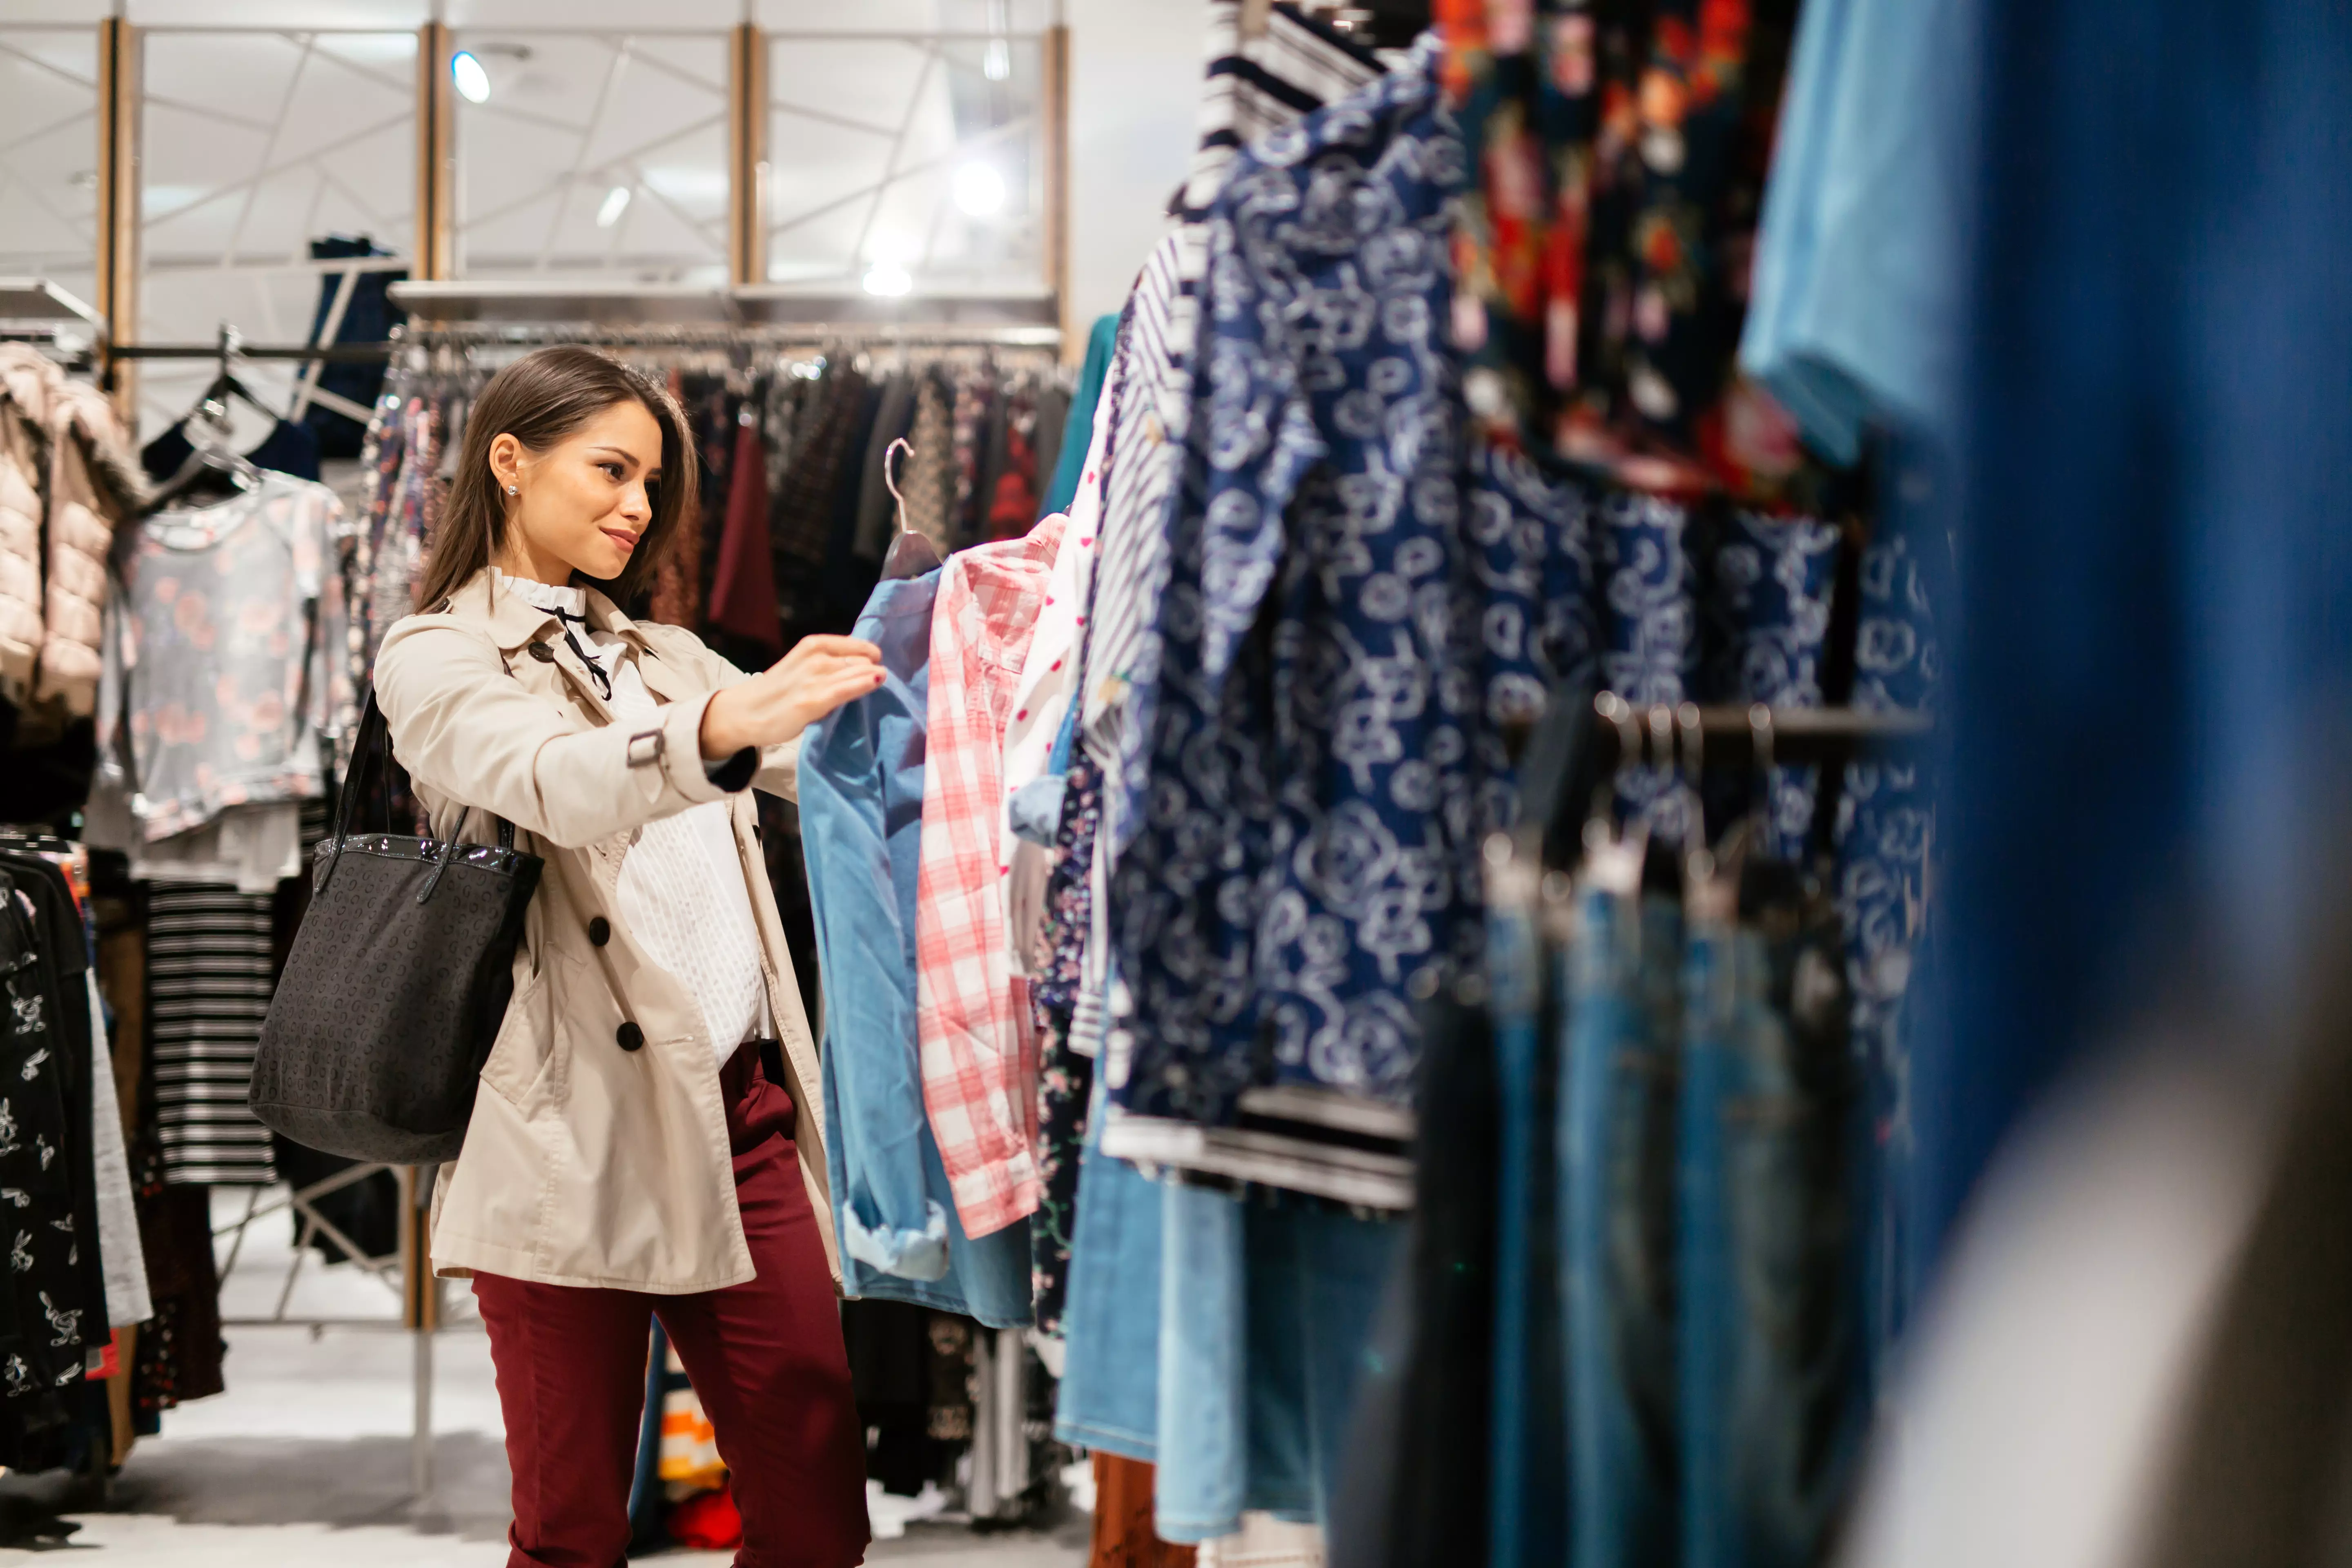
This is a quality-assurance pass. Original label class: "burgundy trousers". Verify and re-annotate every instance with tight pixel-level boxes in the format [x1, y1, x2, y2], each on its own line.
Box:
[473, 1046, 871, 1568]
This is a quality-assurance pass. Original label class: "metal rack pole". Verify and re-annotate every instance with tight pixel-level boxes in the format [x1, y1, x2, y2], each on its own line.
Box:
[402, 1163, 440, 1503]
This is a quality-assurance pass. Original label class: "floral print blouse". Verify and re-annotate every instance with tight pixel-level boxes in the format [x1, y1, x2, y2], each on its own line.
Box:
[98, 475, 347, 841]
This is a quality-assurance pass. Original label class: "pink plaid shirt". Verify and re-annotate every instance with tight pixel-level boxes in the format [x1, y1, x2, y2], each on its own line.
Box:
[916, 512, 1067, 1237]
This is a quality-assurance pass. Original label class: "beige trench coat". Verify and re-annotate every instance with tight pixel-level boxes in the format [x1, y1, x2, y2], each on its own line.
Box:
[373, 567, 838, 1294]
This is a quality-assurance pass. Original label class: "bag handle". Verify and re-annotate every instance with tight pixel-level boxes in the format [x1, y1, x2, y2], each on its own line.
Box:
[321, 691, 514, 899]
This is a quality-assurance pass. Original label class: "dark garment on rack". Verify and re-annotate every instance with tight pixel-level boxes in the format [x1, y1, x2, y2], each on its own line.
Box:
[89, 857, 223, 1431]
[988, 385, 1040, 539]
[947, 364, 997, 551]
[1028, 752, 1099, 1339]
[973, 382, 1012, 541]
[1677, 857, 1866, 1568]
[1486, 891, 1569, 1568]
[1031, 383, 1069, 521]
[0, 702, 94, 830]
[807, 382, 886, 643]
[853, 374, 919, 563]
[842, 1298, 957, 1497]
[771, 369, 871, 626]
[1561, 884, 1684, 1568]
[757, 792, 821, 1027]
[1330, 987, 1499, 1568]
[0, 860, 104, 1410]
[768, 370, 846, 574]
[690, 377, 746, 626]
[129, 1163, 223, 1429]
[145, 885, 276, 1187]
[140, 416, 320, 485]
[301, 236, 405, 460]
[902, 370, 956, 552]
[649, 370, 709, 632]
[710, 414, 782, 657]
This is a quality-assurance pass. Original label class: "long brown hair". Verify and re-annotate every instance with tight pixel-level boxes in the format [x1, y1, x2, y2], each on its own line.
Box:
[415, 345, 699, 611]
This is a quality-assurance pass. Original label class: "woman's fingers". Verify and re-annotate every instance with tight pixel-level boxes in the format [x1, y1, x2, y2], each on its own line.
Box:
[793, 668, 887, 723]
[775, 635, 880, 672]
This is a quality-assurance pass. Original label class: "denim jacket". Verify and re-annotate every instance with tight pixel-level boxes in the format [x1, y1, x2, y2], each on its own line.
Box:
[800, 570, 1032, 1326]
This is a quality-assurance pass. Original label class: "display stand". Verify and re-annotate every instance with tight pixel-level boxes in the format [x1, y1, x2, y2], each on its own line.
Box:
[209, 1161, 453, 1506]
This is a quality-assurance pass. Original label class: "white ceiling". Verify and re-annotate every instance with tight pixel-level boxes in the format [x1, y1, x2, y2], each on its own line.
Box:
[0, 0, 1194, 440]
[5, 2, 1060, 32]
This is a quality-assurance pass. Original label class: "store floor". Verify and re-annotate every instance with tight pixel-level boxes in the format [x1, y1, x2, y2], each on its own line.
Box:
[0, 1187, 1087, 1566]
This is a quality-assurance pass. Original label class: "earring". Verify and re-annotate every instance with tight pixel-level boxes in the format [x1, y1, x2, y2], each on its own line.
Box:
[506, 484, 518, 495]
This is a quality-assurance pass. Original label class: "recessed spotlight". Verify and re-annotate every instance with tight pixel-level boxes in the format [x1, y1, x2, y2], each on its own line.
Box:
[451, 51, 491, 104]
[953, 162, 1006, 218]
[595, 185, 632, 228]
[861, 263, 912, 297]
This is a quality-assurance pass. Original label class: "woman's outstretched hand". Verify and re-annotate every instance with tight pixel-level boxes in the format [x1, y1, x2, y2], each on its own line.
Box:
[698, 635, 885, 759]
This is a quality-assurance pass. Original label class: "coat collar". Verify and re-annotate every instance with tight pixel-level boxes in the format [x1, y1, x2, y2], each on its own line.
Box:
[444, 566, 695, 706]
[449, 566, 651, 655]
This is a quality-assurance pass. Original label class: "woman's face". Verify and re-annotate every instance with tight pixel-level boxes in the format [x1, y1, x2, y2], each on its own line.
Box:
[489, 397, 664, 584]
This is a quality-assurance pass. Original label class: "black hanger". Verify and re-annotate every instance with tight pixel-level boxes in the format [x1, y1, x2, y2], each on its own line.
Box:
[144, 394, 260, 513]
[145, 325, 272, 512]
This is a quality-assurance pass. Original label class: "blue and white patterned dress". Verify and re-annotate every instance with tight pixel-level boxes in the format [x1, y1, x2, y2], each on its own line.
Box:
[1109, 37, 1492, 1126]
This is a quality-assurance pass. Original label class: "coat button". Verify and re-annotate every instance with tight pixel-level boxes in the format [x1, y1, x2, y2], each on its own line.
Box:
[588, 916, 610, 946]
[616, 1022, 644, 1052]
[527, 641, 556, 663]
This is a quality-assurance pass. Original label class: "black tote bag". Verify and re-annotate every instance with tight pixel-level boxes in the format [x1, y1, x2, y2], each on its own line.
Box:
[250, 694, 542, 1163]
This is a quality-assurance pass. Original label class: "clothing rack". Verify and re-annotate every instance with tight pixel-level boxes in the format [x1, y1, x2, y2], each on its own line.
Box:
[0, 278, 108, 370]
[1578, 697, 1932, 771]
[400, 321, 1063, 351]
[111, 341, 400, 363]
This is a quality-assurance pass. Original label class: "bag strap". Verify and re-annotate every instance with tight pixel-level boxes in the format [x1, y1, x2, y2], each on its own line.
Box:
[322, 690, 517, 897]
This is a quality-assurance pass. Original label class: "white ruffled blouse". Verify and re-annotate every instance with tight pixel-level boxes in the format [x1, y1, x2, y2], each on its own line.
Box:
[497, 572, 771, 1062]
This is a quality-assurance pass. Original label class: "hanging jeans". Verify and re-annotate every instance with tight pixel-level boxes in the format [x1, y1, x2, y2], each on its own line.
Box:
[1486, 869, 1569, 1567]
[1677, 868, 1865, 1568]
[1054, 1077, 1167, 1461]
[1563, 883, 1685, 1568]
[1155, 1182, 1402, 1542]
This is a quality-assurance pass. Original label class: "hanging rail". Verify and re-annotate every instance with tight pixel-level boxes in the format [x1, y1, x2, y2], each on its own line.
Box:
[1584, 698, 1932, 771]
[112, 321, 1063, 367]
[402, 320, 1063, 350]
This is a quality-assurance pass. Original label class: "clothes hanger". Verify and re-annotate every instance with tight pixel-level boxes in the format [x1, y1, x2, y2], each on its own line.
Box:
[880, 437, 943, 581]
[0, 826, 77, 857]
[183, 324, 288, 429]
[144, 391, 261, 513]
[1577, 693, 1649, 895]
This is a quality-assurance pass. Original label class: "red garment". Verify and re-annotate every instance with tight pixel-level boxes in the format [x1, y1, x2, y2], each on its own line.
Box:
[708, 416, 782, 654]
[915, 513, 1067, 1238]
[987, 397, 1040, 541]
[473, 1047, 869, 1568]
[1090, 1454, 1196, 1568]
[670, 1484, 745, 1550]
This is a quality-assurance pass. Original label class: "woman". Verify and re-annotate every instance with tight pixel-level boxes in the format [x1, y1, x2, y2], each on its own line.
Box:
[373, 346, 884, 1567]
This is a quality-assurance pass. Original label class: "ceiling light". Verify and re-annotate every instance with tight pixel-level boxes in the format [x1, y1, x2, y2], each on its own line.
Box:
[953, 162, 1007, 218]
[984, 38, 1011, 80]
[451, 51, 490, 104]
[595, 185, 632, 228]
[861, 262, 912, 298]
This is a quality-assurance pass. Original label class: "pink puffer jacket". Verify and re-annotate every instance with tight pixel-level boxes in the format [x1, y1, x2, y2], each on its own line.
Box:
[0, 351, 47, 703]
[0, 347, 143, 716]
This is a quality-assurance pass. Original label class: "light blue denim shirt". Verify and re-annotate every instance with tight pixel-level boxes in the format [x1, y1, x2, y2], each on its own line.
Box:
[801, 569, 1032, 1327]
